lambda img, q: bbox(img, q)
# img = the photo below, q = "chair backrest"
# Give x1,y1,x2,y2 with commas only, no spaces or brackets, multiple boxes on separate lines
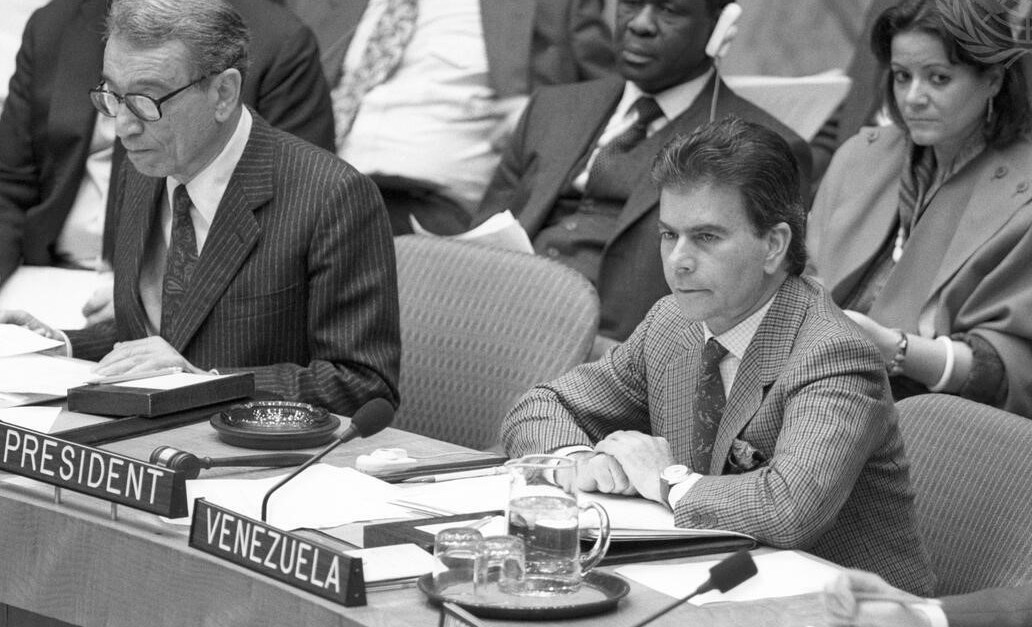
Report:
393,235,600,450
896,394,1032,596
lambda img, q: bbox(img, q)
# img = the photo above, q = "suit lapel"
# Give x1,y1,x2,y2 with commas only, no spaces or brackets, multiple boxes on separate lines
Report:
114,171,163,340
480,0,533,97
518,78,624,235
930,147,1032,296
823,130,904,303
710,277,806,474
164,114,272,351
664,325,705,468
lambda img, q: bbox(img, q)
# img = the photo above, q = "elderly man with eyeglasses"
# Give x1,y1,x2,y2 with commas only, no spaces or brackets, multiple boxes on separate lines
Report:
0,0,401,415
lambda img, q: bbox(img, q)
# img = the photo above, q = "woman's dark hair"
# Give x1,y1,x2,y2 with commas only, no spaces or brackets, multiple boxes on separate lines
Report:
871,0,1031,148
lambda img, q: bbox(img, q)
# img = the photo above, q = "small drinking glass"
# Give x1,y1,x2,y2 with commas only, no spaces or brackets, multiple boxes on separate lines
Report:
433,527,484,595
478,535,525,594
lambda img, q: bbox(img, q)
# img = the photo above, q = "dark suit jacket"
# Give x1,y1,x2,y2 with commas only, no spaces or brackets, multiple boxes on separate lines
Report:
65,113,400,415
477,76,813,342
0,0,335,284
503,276,934,595
286,0,615,95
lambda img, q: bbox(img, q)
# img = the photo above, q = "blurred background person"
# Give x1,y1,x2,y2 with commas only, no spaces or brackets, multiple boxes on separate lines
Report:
807,0,1032,416
287,0,615,235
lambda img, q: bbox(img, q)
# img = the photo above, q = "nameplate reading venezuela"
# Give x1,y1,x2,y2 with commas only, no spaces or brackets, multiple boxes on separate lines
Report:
0,422,187,517
189,499,366,607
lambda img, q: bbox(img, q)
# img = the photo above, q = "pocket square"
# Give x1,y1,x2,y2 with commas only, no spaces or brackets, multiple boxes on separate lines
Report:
727,438,768,473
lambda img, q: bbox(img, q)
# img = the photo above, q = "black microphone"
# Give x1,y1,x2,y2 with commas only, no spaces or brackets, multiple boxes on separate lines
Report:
149,446,313,480
630,549,757,627
259,397,394,522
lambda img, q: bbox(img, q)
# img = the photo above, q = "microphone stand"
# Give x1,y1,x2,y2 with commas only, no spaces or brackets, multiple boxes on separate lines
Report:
260,439,341,522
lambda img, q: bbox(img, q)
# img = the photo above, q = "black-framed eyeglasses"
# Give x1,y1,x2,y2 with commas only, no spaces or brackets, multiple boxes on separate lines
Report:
89,74,210,122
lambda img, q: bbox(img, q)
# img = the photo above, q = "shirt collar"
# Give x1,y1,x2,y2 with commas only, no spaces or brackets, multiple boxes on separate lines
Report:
166,107,252,226
616,69,715,122
702,294,776,361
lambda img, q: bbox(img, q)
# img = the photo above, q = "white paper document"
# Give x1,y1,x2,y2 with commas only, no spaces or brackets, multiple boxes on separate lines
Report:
396,475,752,542
0,406,62,433
110,372,227,389
0,353,96,397
167,464,414,530
725,72,853,142
0,324,64,357
411,210,535,254
616,550,842,604
344,543,439,584
0,266,106,330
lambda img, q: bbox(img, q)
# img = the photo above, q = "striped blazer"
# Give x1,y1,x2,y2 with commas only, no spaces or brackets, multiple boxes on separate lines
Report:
66,113,400,415
503,275,934,595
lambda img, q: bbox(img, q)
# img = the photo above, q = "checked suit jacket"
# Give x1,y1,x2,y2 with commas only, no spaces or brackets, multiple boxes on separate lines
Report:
503,275,935,595
65,112,400,415
477,75,813,342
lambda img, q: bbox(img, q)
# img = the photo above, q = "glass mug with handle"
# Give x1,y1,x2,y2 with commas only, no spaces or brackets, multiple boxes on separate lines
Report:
505,455,611,595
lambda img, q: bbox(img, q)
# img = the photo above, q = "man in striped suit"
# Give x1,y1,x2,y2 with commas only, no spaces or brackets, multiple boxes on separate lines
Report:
0,0,399,415
502,117,933,594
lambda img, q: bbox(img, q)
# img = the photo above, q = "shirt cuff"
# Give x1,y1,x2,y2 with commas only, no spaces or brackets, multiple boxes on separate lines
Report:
551,445,594,458
667,472,703,509
914,600,948,627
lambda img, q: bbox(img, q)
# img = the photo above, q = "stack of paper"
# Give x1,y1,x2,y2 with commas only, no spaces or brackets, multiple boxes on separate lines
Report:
167,464,416,531
616,550,842,604
394,475,754,543
0,325,96,408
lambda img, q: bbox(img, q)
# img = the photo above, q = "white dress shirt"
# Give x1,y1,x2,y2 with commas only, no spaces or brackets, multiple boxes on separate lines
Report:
139,108,253,334
339,0,500,210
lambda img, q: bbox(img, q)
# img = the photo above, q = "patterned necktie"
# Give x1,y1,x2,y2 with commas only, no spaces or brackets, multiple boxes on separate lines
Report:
693,337,729,474
161,185,199,337
586,96,663,194
331,0,419,145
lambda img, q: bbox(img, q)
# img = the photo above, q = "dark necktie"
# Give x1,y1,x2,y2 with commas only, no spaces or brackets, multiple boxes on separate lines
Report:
331,0,419,144
693,337,729,474
586,96,663,194
161,185,199,337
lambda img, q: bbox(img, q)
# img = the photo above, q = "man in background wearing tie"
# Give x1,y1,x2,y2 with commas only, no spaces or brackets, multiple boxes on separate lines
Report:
0,0,400,415
502,117,933,595
476,0,812,349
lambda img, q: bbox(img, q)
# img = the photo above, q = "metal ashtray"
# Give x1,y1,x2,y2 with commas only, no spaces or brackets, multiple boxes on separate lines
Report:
209,400,340,450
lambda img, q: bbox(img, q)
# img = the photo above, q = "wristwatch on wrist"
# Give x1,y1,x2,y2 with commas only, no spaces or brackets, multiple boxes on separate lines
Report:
658,464,691,505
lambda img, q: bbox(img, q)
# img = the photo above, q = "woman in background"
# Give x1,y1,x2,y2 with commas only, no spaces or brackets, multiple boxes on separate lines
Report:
808,0,1032,416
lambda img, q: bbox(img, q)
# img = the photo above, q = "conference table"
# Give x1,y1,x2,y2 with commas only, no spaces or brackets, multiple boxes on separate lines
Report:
0,411,833,627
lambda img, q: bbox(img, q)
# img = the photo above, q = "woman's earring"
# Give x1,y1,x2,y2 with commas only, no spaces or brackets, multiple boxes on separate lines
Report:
987,96,994,123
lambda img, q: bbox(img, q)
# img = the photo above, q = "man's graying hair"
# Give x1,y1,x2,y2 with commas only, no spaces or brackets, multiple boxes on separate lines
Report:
107,0,250,82
651,115,807,276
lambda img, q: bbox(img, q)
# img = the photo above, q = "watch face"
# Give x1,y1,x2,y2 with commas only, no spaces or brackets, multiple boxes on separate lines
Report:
661,464,690,483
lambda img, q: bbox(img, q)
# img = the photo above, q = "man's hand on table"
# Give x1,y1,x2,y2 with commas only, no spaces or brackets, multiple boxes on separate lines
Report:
567,450,638,496
593,430,674,502
94,336,207,375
